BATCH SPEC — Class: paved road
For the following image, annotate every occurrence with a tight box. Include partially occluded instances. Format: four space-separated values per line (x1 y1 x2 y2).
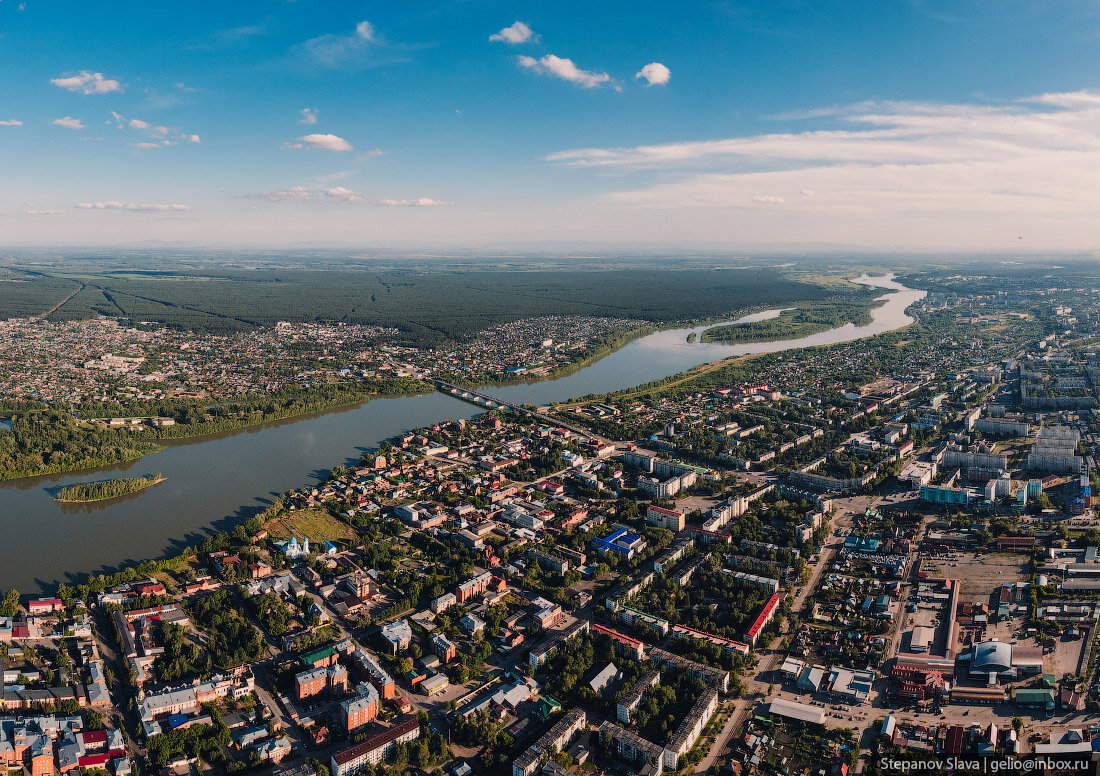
90 606 148 758
693 499 867 772
696 700 745 773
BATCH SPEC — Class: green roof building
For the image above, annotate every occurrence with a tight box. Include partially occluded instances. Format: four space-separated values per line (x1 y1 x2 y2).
300 645 338 669
1014 688 1055 710
534 696 563 721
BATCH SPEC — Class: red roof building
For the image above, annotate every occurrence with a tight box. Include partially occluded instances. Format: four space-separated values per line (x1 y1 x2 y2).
745 594 781 646
79 754 111 769
28 599 64 614
80 730 107 751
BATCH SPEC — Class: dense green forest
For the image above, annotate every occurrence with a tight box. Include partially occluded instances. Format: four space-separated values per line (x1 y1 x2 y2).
0 410 163 481
0 272 84 318
0 265 857 347
57 474 164 502
186 590 266 669
700 294 883 343
0 379 428 480
144 718 238 770
153 622 214 683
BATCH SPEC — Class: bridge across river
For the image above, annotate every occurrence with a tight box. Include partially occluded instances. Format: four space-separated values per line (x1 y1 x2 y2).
432 380 527 412
431 380 607 443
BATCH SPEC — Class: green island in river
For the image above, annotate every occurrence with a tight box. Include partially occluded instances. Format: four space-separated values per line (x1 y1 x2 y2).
700 296 884 344
56 474 166 503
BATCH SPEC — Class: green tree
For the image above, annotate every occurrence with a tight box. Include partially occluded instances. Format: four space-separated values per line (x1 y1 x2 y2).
0 589 19 618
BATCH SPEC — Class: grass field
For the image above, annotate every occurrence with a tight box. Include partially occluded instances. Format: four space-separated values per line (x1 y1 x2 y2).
266 509 356 543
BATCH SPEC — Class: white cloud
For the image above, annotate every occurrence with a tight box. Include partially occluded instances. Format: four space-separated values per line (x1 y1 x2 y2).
50 70 122 95
295 20 390 68
324 186 362 202
109 112 200 147
517 54 610 89
542 90 1100 246
294 133 353 152
1028 90 1100 108
76 201 191 212
489 21 535 44
300 108 318 125
242 185 449 207
551 92 1100 169
0 119 22 126
635 62 670 86
52 116 85 130
23 209 64 216
379 197 452 207
243 186 315 202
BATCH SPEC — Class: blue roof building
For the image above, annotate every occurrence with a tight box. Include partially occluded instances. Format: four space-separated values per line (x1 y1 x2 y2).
591 527 646 560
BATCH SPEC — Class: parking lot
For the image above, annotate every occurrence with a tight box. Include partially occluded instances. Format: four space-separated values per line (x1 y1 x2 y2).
921 550 1028 603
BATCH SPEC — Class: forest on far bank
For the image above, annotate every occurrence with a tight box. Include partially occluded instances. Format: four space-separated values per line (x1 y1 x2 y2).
0 264 868 347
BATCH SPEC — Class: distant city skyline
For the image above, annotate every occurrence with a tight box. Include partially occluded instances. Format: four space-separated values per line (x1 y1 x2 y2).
4 1 1100 249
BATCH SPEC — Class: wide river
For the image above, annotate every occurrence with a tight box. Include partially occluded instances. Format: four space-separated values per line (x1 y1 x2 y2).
0 275 924 595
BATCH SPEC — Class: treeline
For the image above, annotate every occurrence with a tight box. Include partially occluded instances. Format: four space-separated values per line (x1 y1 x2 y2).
0 379 429 480
451 708 514 764
551 307 958 407
248 593 295 637
636 671 707 746
57 474 163 502
72 378 431 431
11 265 847 347
0 272 82 318
0 410 161 482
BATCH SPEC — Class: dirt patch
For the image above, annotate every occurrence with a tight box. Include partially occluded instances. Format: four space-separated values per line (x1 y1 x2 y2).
937 551 1029 603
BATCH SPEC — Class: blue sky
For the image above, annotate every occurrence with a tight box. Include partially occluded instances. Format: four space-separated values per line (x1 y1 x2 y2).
4 0 1100 248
